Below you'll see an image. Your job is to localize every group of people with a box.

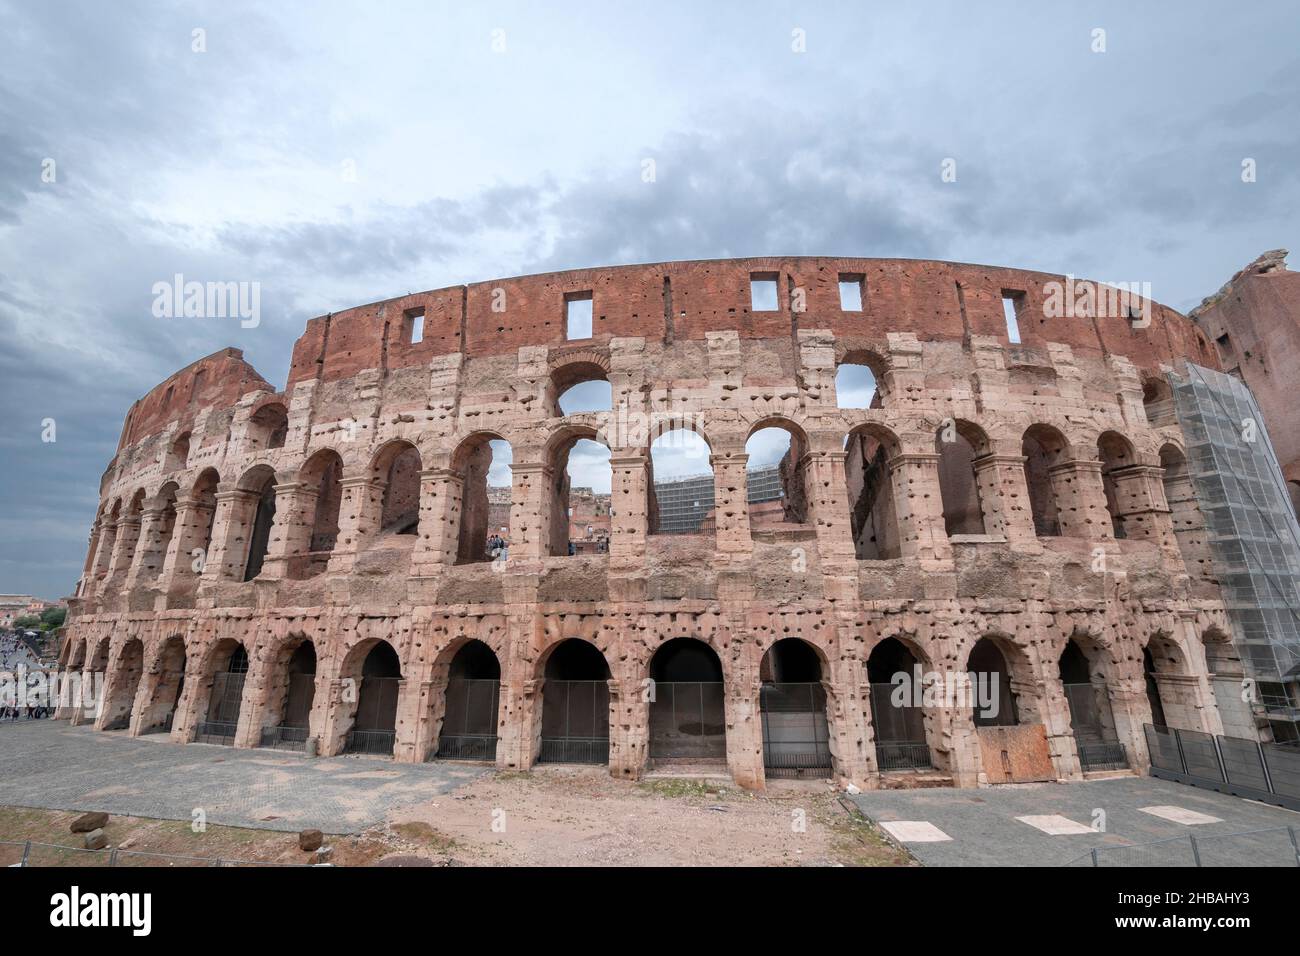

[1,632,54,720]
[487,533,508,559]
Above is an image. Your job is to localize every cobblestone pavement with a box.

[851,776,1300,866]
[0,720,487,834]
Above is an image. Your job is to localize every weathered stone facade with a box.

[60,257,1244,790]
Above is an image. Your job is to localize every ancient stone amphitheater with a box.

[59,257,1246,790]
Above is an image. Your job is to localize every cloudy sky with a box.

[1,1,1297,599]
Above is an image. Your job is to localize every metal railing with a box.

[875,741,933,771]
[1064,826,1300,867]
[435,733,498,761]
[194,720,238,746]
[760,683,832,778]
[260,725,310,751]
[538,736,609,764]
[1,839,317,868]
[1145,723,1300,812]
[343,728,395,756]
[1077,741,1128,772]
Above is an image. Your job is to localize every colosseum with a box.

[57,256,1251,791]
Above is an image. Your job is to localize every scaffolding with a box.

[652,465,785,534]
[1170,364,1300,732]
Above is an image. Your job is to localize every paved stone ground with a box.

[0,720,487,834]
[851,776,1300,866]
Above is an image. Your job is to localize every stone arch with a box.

[536,637,611,765]
[1057,634,1128,771]
[258,634,320,749]
[544,424,611,556]
[431,638,503,761]
[964,633,1034,727]
[936,419,990,536]
[865,635,938,772]
[99,637,145,731]
[371,440,422,537]
[1159,442,1214,578]
[247,400,289,451]
[744,417,810,527]
[297,449,344,577]
[1022,423,1069,537]
[835,347,887,409]
[166,431,191,472]
[236,464,278,581]
[339,638,404,756]
[1142,630,1194,730]
[137,634,187,735]
[1098,430,1138,539]
[450,431,511,563]
[647,420,715,536]
[845,423,904,559]
[1142,373,1176,427]
[550,357,612,416]
[648,637,726,762]
[758,637,833,778]
[194,637,250,745]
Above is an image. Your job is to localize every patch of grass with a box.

[638,778,725,800]
[819,798,916,867]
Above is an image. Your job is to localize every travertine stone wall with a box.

[61,257,1241,789]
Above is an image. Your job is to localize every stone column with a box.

[158,496,214,593]
[608,454,648,568]
[1038,671,1084,780]
[412,468,463,573]
[318,677,354,757]
[169,655,205,743]
[258,481,317,581]
[1050,458,1114,541]
[495,677,540,771]
[823,658,874,788]
[971,452,1041,551]
[326,475,385,574]
[887,452,953,564]
[233,651,275,748]
[804,450,857,563]
[608,677,649,780]
[414,675,449,760]
[508,462,550,563]
[104,514,142,586]
[90,519,117,584]
[711,452,752,558]
[201,489,258,584]
[392,679,421,762]
[724,677,765,790]
[123,507,168,592]
[1108,464,1180,553]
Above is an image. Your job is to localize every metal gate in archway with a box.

[196,672,245,746]
[539,679,609,764]
[760,682,832,778]
[344,676,400,756]
[650,681,726,761]
[261,672,316,751]
[436,678,500,760]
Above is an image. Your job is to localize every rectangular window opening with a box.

[1001,291,1024,345]
[406,308,425,345]
[566,292,593,340]
[750,273,779,312]
[838,274,864,311]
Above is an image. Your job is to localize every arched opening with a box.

[435,640,501,760]
[1058,638,1126,771]
[138,636,186,735]
[197,641,249,746]
[120,489,147,572]
[1160,444,1214,578]
[298,450,343,578]
[375,441,422,537]
[261,639,317,750]
[1022,424,1068,537]
[344,641,403,756]
[239,466,277,581]
[547,430,612,556]
[101,638,144,731]
[648,427,714,536]
[166,432,191,472]
[835,353,884,409]
[538,639,610,764]
[845,425,902,559]
[648,638,725,762]
[759,638,831,778]
[745,422,809,529]
[1142,375,1176,428]
[936,420,988,536]
[452,434,512,563]
[247,402,289,451]
[552,362,612,415]
[1143,647,1168,728]
[866,638,932,770]
[190,469,219,576]
[96,501,120,579]
[1202,627,1253,738]
[967,637,1020,727]
[147,483,179,581]
[1098,431,1136,540]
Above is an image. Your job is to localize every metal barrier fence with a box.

[868,682,932,770]
[436,678,499,761]
[539,679,609,764]
[1064,826,1300,867]
[760,682,832,778]
[260,725,309,751]
[194,720,238,746]
[343,728,395,756]
[649,681,726,760]
[1,839,317,868]
[1145,724,1300,811]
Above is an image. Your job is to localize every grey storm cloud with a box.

[1,0,1298,598]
